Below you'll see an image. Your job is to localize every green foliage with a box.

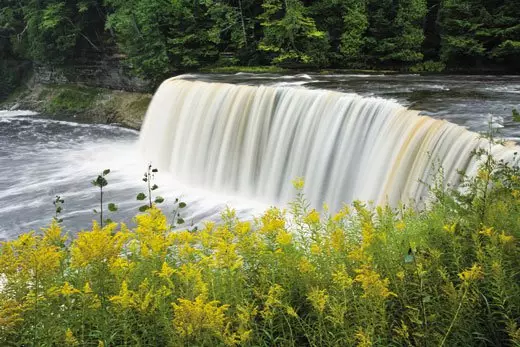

[258,0,329,67]
[439,0,520,69]
[339,0,368,64]
[513,109,520,123]
[1,0,519,89]
[0,0,105,64]
[200,65,288,73]
[46,85,100,113]
[410,60,446,72]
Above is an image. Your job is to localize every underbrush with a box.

[1,153,520,346]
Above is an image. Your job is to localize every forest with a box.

[1,0,520,85]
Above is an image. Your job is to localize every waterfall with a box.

[139,77,519,211]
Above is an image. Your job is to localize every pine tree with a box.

[258,0,329,66]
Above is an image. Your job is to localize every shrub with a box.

[410,60,446,73]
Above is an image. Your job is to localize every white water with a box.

[140,78,520,211]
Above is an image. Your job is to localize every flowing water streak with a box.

[140,78,520,211]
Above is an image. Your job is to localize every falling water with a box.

[139,77,520,211]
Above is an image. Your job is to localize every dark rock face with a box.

[34,56,150,92]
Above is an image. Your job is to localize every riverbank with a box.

[1,83,151,130]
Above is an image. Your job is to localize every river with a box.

[1,74,519,240]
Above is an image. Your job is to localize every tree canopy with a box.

[0,0,518,82]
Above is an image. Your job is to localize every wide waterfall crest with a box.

[140,78,519,210]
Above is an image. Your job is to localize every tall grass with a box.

[1,153,520,346]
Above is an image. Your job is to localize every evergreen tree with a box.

[339,0,368,66]
[439,0,487,67]
[258,0,329,66]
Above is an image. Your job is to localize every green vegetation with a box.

[46,85,101,114]
[1,141,520,345]
[1,0,519,89]
[200,65,289,74]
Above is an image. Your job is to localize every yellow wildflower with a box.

[332,268,353,290]
[211,241,243,270]
[109,281,136,309]
[479,226,494,237]
[304,209,320,225]
[443,223,456,235]
[310,243,321,255]
[261,284,284,319]
[173,230,195,245]
[330,228,345,252]
[0,299,23,331]
[236,303,258,326]
[458,264,483,283]
[29,244,63,276]
[395,220,406,231]
[235,221,251,236]
[512,190,520,199]
[283,306,296,318]
[71,222,126,267]
[499,232,514,245]
[176,263,208,297]
[396,271,405,281]
[157,262,175,279]
[60,282,80,296]
[276,230,292,246]
[259,208,286,236]
[42,220,67,246]
[134,208,170,257]
[298,258,316,273]
[292,177,305,190]
[307,288,328,313]
[355,327,372,347]
[354,265,394,299]
[332,205,350,223]
[172,295,229,338]
[64,328,79,346]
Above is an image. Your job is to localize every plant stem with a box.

[440,285,469,347]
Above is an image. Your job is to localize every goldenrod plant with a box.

[1,158,520,345]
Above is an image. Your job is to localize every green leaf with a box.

[155,196,165,204]
[152,168,158,173]
[139,205,149,212]
[179,202,186,208]
[151,184,159,191]
[56,206,62,213]
[108,203,118,212]
[93,209,98,214]
[105,218,113,224]
[103,169,111,176]
[136,193,147,201]
[177,218,185,225]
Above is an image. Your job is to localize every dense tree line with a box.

[1,0,519,83]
